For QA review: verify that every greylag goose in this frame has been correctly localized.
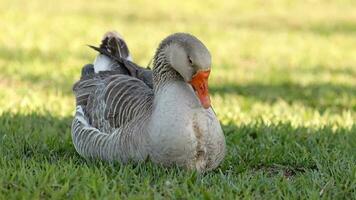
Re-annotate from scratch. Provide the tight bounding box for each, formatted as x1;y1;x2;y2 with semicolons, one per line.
72;32;226;172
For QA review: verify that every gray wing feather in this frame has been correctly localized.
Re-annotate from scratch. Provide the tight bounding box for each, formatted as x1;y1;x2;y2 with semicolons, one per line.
73;73;153;131
72;31;153;161
72;73;153;162
72;32;153;162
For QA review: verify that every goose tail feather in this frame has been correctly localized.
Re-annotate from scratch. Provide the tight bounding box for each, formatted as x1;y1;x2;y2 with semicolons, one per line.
88;31;154;88
92;31;132;73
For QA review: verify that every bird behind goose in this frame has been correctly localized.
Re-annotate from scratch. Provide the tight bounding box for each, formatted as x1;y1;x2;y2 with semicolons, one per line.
72;31;226;172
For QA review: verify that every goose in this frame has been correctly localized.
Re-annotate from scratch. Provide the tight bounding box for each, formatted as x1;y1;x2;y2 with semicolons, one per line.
72;31;226;172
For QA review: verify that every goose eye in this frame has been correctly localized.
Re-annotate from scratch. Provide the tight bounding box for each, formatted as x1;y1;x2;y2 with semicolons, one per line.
188;56;193;65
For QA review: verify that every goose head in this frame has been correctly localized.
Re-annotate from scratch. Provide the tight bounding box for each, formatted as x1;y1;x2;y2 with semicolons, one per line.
154;33;212;109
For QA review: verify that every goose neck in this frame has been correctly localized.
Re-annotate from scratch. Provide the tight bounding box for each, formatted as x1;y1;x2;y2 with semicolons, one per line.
152;54;183;92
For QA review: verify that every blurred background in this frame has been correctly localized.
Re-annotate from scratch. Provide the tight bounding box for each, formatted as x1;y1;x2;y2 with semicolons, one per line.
0;0;355;127
0;1;355;198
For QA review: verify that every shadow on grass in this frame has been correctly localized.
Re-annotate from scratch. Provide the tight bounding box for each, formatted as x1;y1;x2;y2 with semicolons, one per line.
0;112;355;178
299;65;356;77
220;121;355;177
211;82;356;112
0;112;79;163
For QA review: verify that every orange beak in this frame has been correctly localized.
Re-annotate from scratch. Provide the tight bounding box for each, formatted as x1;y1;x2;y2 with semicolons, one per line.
189;69;211;109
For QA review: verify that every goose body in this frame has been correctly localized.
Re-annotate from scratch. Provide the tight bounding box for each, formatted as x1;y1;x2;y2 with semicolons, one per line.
72;32;225;172
148;81;225;170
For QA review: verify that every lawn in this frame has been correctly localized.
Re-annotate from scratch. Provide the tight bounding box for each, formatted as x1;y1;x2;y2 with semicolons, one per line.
0;0;355;199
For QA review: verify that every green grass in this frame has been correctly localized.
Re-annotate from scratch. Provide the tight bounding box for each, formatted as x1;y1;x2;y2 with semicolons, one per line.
0;0;355;199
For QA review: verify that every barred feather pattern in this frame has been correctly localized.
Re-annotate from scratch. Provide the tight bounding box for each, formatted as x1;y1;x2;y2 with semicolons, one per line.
72;74;153;161
87;75;153;131
152;46;183;92
72;105;151;162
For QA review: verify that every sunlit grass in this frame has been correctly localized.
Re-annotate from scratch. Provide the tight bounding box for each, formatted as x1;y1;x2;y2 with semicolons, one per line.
0;0;355;199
